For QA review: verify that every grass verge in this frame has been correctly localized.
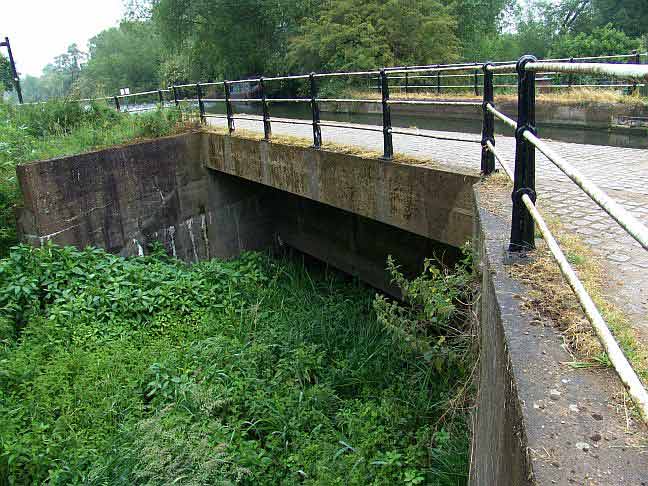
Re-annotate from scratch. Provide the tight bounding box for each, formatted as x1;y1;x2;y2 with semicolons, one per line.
344;87;647;107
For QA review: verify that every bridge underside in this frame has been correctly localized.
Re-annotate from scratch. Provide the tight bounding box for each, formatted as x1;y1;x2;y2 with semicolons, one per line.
17;131;477;294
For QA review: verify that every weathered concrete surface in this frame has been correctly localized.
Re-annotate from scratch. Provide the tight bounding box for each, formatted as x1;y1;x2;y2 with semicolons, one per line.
203;132;479;248
16;132;276;260
471;182;648;485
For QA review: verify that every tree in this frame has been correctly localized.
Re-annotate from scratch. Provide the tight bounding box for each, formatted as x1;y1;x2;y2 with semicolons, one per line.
81;21;162;95
549;23;641;58
287;0;459;73
152;0;314;80
592;0;648;38
1;55;13;92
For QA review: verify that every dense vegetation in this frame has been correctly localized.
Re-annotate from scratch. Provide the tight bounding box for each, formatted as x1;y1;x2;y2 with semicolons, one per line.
4;0;647;102
0;244;476;484
0;100;191;256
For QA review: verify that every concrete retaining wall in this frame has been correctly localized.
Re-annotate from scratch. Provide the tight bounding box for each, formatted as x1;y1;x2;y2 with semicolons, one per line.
319;99;648;131
471;182;648;485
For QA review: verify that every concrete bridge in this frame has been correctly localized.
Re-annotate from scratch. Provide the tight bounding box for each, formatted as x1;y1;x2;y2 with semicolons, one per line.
12;42;648;486
15;120;648;484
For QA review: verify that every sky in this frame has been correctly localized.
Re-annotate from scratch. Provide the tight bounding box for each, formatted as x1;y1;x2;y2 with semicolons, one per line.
1;0;125;77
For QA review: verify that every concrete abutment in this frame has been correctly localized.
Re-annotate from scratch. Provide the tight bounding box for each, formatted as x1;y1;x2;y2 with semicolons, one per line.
15;131;647;484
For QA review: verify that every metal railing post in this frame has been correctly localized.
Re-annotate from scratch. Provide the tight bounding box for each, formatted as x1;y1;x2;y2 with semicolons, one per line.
568;57;574;88
481;64;495;175
631;50;640;94
2;37;23;104
172;86;179;107
259;77;272;140
196;83;205;124
157;89;163;107
405;72;409;95
380;69;394;159
437;70;441;94
309;73;322;148
223;80;235;134
113;96;120;112
474;70;479;96
510;55;537;252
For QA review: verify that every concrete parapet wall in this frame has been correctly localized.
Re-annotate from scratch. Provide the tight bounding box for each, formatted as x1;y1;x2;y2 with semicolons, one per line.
204;132;478;248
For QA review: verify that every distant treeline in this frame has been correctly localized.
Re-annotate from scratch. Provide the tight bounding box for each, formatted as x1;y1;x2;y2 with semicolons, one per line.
3;0;648;102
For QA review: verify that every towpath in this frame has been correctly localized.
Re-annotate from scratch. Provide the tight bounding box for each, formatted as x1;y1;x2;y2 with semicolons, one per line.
208;116;648;343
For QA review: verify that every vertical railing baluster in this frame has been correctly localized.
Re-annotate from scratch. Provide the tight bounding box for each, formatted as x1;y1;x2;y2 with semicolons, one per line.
259;77;272;140
172;86;179;108
631;50;640;95
481;64;495;175
437;70;441;95
224;80;235;134
405;72;409;96
113;95;120;112
157;89;163;108
474;70;479;96
380;69;393;159
196;83;205;124
309;73;322;148
510;55;537;252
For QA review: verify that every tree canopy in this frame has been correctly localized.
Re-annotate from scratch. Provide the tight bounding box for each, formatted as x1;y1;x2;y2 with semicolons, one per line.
15;0;648;101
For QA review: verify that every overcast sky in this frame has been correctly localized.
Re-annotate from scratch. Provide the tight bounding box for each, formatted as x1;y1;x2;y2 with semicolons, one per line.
1;0;125;77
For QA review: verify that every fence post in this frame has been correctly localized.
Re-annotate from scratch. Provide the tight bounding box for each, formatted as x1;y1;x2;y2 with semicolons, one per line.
309;73;322;148
224;80;235;134
157;89;164;107
380;69;394;159
510;55;537;252
405;72;409;95
437;70;441;95
480;64;495;175
568;57;574;88
172;86;179;107
113;96;120;112
196;83;205;124
259;77;272;140
474;70;479;96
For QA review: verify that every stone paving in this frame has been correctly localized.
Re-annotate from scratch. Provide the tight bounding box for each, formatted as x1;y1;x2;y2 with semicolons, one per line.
208;116;648;341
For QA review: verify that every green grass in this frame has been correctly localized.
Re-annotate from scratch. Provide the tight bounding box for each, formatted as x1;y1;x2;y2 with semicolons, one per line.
0;100;193;257
0;243;475;485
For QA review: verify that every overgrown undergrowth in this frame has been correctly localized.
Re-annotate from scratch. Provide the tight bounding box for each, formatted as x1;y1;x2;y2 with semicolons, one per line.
0;244;476;485
0;100;193;256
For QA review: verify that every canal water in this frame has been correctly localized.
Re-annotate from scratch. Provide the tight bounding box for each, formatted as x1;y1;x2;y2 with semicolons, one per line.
204;101;648;149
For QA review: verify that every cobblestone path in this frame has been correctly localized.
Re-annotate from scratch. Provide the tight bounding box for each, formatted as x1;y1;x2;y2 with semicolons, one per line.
208;116;648;341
